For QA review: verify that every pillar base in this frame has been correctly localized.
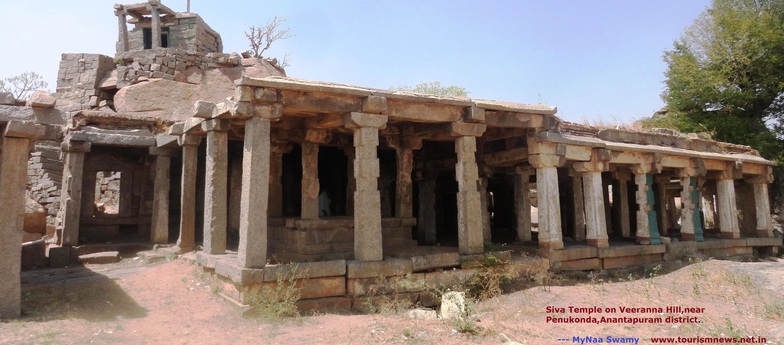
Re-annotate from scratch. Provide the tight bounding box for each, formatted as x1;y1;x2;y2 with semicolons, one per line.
756;230;773;238
636;236;650;245
681;233;696;241
587;239;609;248
719;232;740;239
538;241;564;250
176;245;194;254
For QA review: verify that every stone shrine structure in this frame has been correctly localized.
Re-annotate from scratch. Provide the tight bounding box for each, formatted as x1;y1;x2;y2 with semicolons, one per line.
0;0;780;318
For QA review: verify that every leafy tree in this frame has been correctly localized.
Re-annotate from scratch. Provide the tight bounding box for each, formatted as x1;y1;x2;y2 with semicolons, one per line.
245;16;294;60
1;71;48;99
648;0;784;200
393;81;469;97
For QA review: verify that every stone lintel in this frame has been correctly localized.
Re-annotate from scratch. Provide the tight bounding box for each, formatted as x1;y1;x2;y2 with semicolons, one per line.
463;105;486;123
68;130;156;147
61;140;91;153
450;122;486;137
361;95;387;114
201;118;230;132
253;87;280;103
529;154;565;169
155;134;179;148
178;133;202;146
748;174;774;184
3;120;45;140
149;146;177;156
345;112;388;129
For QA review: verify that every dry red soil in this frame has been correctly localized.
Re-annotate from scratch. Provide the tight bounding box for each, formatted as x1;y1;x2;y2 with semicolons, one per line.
2;256;782;344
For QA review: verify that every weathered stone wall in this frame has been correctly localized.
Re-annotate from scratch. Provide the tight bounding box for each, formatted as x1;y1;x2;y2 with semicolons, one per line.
56;53;116;115
115;49;241;87
26;140;63;235
127;15;222;53
94;171;121;214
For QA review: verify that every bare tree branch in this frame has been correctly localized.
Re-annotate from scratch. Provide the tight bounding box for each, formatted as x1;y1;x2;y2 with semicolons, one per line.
245;16;294;58
3;71;48;99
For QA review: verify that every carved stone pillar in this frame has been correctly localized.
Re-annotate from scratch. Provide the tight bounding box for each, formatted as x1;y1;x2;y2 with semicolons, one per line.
717;177;740;239
388;136;421;218
268;143;291;218
613;171;632;239
514;167;533;242
529;154;564;249
633;167;661;245
346;112;387;261
574;154;610;248
751;176;774;238
301;129;329;219
114;6;129;52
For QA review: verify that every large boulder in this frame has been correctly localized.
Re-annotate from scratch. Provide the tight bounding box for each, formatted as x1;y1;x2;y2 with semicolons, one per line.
24;196;47;235
114;58;283;122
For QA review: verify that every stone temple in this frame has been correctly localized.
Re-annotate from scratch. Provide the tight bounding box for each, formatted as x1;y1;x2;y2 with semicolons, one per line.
0;0;780;317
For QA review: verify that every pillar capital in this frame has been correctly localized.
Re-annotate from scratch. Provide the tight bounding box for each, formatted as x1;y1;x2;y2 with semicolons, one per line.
632;162;661;175
178;133;202;147
450;122;486;137
717;161;743;180
345;112;388;129
61;140;91;153
304;129;331;144
201;119;230;132
361;95;387;114
529;154;565;169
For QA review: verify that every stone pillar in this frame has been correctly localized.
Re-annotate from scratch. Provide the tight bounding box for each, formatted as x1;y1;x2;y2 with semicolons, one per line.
679;174;696;241
417;175;437;244
581;171;609;247
201;119;229;254
150;147;174;244
633;169;661;245
301;141;320;219
701;182;717;229
149;3;161;49
60;140;91;246
570;173;586;241
479;175;492;242
654;175;669;236
238;117;272;268
613;171;632;239
0;121;43;319
455;135;484;255
176;134;201;253
346;112;387;261
394;142;415;218
514;167;532;242
268;143;291;218
80;171;97;218
341;147;355;216
752;181;773;238
114;6;129;53
717;177;740;239
529;154;564;249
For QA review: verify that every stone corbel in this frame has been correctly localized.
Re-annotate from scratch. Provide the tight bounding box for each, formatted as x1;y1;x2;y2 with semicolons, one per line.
529;154;565;169
572;149;611;172
362;95;387;114
463;104;485;123
201;118;230;132
178;133;202;147
449;122;486;137
344;112;388;129
304;129;332;144
717;160;743;180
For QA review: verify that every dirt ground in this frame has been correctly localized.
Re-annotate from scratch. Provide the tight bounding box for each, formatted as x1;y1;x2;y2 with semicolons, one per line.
2;255;783;345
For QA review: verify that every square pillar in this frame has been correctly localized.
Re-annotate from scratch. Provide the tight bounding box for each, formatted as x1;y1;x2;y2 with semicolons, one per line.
176;134;201;253
395;145;414;218
700;182;717;229
417;176;437;244
238;117;272;268
346;112;387;261
716;178;740;239
633;169;661;245
148;3;161;48
654;175;669;236
613;171;632;239
59;140;91;246
568;173;586;241
114;6;129;53
268;143;291;218
150;147;174;244
301;141;320;219
514;167;533;242
455;136;484;255
751;175;774;237
581;171;609;247
0;120;43;319
80;171;97;218
343;147;356;216
479;176;492;242
530;154;564;249
201;119;230;254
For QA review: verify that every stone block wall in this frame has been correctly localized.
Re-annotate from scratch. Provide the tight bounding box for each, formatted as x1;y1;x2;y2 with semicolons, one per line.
56;53;116;116
115;49;241;87
127;14;222;54
94;171;121;214
26;140;64;234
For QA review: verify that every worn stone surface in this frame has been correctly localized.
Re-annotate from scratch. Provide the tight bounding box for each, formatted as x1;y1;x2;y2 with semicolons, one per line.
263;260;346;282
150;154;171;244
555;258;601;271
24;196;47;234
460;251;512;268
582;171;609;248
26;91;57;108
455;136;483;255
21;239;47;270
347;273;425;296
78;251;120;264
295;296;353;315
238;117;271;268
534;165;563;249
717;178;740;238
301;142;320;220
0;92;15;105
203;121;229;254
352;293;419;313
602;253;663;270
176;135;200;253
352;126;384;261
417;179;437;244
423;268;478;290
346;259;412;279
411;252;460;272
407;308;438;320
514;170;532;242
440;291;466;320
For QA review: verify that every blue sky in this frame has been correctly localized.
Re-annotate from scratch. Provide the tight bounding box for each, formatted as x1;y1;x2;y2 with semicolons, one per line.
0;1;710;123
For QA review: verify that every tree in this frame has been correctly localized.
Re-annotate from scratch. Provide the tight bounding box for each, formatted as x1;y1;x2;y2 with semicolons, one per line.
245;16;294;59
392;81;469;97
651;0;784;163
0;71;48;99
